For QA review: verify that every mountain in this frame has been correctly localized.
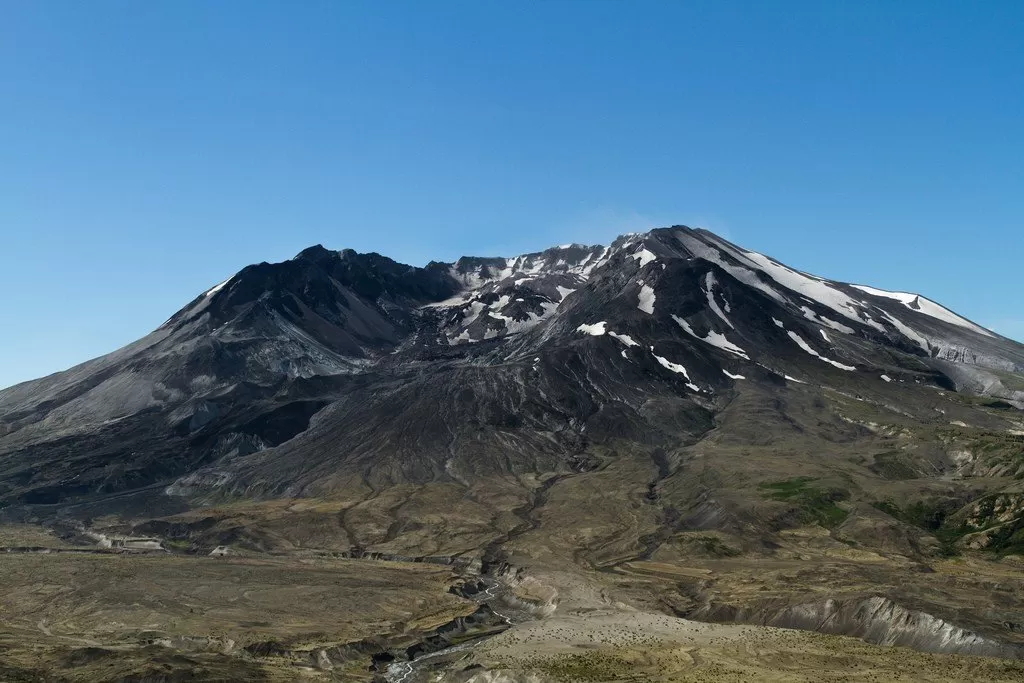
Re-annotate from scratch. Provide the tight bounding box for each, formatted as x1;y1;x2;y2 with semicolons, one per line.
2;226;1024;680
2;227;1020;512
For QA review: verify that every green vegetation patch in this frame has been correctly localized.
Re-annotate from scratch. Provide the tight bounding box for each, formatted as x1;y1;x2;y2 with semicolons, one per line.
873;494;1024;557
759;477;850;528
964;493;1024;556
872;497;965;556
161;538;192;552
985;516;1024;556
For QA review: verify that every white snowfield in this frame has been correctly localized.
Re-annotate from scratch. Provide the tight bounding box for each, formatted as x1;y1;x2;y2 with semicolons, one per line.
675;231;999;375
576;322;607;336
578;325;638;348
672;315;750;360
630;246;658;267
850;284;994;338
637;284;656;314
608;331;639;347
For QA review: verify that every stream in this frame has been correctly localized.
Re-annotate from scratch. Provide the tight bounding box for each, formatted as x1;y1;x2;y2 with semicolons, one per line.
382;575;528;683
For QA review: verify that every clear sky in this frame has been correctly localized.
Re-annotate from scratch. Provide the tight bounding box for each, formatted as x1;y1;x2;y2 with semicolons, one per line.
2;1;1022;389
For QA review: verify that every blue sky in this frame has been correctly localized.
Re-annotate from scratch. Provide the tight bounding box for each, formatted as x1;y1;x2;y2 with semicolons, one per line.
2;1;1022;389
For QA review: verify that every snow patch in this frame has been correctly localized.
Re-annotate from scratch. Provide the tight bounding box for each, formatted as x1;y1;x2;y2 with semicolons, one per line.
582;246;610;276
577;322;607;336
881;374;893;382
204;278;231;297
637;284;656;314
672;315;749;359
787;331;856;371
652;353;700;391
609;331;639;347
800;306;855;334
462;301;486;325
723;369;746;380
630;247;657;267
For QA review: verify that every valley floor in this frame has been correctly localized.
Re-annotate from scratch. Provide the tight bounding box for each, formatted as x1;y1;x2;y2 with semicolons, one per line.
0;539;472;682
2;530;1024;683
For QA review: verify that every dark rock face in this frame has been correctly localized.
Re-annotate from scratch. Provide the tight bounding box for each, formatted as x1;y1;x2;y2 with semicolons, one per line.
1;226;1022;515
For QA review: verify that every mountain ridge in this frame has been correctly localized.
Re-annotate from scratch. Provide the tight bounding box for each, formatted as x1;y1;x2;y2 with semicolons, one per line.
3;225;1014;395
